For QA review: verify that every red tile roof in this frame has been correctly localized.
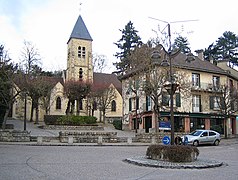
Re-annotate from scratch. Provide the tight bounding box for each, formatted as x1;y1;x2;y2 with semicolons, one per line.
93;73;122;94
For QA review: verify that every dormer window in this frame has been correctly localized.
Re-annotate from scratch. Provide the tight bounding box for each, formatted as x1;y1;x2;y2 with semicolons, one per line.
192;73;200;87
213;76;220;89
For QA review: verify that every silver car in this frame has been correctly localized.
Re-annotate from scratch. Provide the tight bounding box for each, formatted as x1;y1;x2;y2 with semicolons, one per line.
181;129;221;146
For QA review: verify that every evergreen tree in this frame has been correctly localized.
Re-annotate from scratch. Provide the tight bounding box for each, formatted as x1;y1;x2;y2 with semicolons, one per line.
204;31;238;66
216;31;238;66
172;36;191;54
113;21;142;74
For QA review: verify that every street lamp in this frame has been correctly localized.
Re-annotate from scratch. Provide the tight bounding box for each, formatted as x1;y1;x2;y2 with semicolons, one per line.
151;26;178;145
150;17;197;145
24;91;27;131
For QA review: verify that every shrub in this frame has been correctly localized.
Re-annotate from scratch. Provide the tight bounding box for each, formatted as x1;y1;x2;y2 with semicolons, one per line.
44;115;97;126
44;115;63;125
146;144;199;162
0;108;6;127
56;115;97;126
113;120;122;130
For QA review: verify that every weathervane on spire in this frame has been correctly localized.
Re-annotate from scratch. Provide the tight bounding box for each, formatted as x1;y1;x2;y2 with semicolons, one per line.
79;2;82;14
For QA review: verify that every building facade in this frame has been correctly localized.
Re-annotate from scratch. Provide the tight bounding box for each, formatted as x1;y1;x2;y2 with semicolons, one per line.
121;48;238;137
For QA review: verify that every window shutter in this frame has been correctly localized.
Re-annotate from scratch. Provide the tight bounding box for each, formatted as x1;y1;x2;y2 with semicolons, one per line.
135;79;140;90
129;98;132;111
199;96;202;112
175;93;181;107
136;97;139;110
146;96;149;111
162;94;169;106
210;96;214;109
220;97;225;109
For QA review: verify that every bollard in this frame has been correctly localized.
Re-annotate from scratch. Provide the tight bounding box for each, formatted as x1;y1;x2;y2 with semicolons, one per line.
127;137;132;144
98;136;103;145
37;136;43;145
68;136;73;145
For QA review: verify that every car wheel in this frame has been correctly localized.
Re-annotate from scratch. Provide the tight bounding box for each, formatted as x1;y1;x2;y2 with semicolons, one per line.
193;140;199;146
214;139;220;146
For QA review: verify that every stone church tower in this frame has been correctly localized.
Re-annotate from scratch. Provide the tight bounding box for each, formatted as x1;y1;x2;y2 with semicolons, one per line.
66;15;93;83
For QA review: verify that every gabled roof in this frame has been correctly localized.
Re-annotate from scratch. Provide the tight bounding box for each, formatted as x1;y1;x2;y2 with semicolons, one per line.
67;15;93;43
13;75;64;91
121;51;228;80
172;53;227;75
93;73;122;95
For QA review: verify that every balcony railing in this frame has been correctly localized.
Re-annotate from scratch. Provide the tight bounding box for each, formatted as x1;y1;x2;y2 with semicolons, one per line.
191;83;223;92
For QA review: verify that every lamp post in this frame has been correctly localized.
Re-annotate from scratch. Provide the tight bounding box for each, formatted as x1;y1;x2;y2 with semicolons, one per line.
150;23;178;145
24;91;27;131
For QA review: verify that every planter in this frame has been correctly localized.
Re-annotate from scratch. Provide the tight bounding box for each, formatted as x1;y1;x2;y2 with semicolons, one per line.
146;145;199;162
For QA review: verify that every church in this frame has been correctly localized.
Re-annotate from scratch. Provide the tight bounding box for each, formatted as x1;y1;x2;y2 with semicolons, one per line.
12;15;123;123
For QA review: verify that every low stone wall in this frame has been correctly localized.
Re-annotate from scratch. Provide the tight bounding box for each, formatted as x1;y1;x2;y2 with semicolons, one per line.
30;136;60;143
136;132;186;143
59;131;118;143
0;130;30;142
42;125;104;131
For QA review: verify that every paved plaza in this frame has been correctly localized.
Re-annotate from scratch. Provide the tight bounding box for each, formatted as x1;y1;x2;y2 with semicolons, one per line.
1;119;238;179
0;139;238;179
6;119;136;138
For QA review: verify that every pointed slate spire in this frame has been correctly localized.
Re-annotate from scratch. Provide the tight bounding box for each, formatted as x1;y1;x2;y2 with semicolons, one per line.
67;15;93;43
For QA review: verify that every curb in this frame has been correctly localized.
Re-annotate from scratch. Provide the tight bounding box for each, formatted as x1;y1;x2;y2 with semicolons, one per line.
0;142;151;147
124;156;224;169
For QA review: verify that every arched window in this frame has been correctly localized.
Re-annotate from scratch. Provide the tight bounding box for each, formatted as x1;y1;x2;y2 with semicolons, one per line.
82;47;86;58
56;97;61;110
79;68;83;80
78;46;81;58
111;100;116;112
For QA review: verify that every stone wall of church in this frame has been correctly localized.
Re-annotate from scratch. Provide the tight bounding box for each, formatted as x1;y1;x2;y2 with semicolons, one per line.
66;39;93;82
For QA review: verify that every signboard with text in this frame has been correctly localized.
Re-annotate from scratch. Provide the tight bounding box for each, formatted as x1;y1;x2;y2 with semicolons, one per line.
159;121;171;130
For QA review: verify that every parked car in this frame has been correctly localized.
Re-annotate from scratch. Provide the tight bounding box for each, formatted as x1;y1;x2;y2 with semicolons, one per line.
181;129;221;146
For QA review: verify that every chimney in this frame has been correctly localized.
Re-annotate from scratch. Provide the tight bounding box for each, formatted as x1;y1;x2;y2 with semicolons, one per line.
195;49;204;61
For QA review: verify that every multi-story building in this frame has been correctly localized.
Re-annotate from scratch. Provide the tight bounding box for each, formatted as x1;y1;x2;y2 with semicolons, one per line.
121;48;238;137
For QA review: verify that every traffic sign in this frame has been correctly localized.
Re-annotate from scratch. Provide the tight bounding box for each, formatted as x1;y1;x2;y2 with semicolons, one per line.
184;136;188;145
162;136;170;145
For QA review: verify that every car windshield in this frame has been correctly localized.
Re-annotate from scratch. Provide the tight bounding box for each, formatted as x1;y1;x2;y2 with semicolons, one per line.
189;130;203;136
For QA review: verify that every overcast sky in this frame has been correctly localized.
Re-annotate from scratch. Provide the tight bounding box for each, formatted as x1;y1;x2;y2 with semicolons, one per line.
0;0;237;73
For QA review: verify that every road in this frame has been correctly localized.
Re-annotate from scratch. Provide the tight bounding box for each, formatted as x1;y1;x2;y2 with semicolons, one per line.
0;141;237;180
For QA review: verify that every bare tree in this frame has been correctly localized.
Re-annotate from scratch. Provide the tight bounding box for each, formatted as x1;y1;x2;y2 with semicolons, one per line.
90;84;117;123
19;41;43;122
20;40;41;75
0;45;21;129
212;84;238;138
92;53;108;73
64;80;91;115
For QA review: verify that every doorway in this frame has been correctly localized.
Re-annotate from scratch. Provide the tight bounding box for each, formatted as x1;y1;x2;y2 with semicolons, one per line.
145;116;152;133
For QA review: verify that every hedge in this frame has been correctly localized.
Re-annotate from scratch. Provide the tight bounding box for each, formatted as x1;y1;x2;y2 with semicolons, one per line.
44;115;97;126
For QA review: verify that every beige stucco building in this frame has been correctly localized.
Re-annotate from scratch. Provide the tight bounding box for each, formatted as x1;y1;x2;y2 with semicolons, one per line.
121;47;238;137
